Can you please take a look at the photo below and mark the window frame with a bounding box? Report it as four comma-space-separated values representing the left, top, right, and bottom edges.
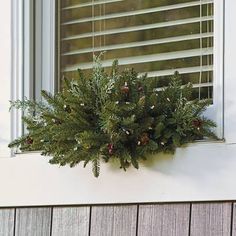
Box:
12, 0, 224, 143
2, 0, 236, 207
211, 0, 224, 138
11, 0, 58, 146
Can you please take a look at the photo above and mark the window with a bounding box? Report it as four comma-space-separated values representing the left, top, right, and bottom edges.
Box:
58, 0, 223, 138
8, 0, 223, 146
10, 0, 57, 145
60, 0, 213, 100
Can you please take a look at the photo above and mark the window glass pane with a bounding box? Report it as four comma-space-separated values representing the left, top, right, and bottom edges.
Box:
59, 0, 214, 99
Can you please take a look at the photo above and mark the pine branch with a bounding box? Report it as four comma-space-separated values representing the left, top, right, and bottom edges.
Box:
8, 135, 28, 148
92, 158, 100, 178
8, 56, 217, 177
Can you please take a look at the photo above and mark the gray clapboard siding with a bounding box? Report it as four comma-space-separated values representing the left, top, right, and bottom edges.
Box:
231, 203, 236, 236
1, 202, 236, 235
15, 207, 52, 236
0, 208, 15, 236
90, 205, 137, 236
190, 203, 232, 236
51, 206, 90, 236
138, 204, 190, 236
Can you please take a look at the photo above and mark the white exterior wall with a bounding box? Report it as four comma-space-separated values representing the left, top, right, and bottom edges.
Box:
1, 0, 236, 207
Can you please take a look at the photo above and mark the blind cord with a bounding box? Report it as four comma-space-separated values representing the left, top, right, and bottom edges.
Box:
210, 3, 213, 98
92, 0, 95, 58
99, 3, 102, 49
103, 2, 106, 60
198, 0, 203, 100
207, 3, 210, 98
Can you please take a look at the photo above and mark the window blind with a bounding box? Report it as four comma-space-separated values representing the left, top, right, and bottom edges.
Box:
59, 0, 214, 99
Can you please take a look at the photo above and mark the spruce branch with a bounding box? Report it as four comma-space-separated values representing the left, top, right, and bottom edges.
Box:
8, 55, 217, 177
92, 158, 100, 178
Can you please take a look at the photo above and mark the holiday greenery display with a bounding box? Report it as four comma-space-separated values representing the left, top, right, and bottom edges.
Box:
8, 56, 217, 177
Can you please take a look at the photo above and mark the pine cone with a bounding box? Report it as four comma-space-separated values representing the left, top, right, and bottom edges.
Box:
121, 82, 129, 94
140, 133, 150, 145
107, 143, 114, 155
192, 119, 203, 128
26, 136, 33, 145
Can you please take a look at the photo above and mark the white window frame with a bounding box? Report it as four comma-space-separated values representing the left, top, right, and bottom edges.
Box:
11, 0, 224, 141
11, 0, 57, 143
2, 0, 236, 207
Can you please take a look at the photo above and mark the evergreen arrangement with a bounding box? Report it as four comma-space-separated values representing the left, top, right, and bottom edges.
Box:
9, 56, 217, 177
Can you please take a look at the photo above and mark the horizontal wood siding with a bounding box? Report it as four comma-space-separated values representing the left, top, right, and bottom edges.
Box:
0, 202, 235, 236
90, 205, 137, 236
0, 208, 14, 236
15, 208, 52, 236
190, 203, 232, 236
138, 204, 190, 236
51, 206, 90, 236
232, 203, 236, 236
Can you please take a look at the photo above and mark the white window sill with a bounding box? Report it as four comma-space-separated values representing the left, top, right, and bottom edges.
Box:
1, 141, 236, 207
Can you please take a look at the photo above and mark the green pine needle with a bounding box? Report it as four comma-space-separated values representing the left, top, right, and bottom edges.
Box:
8, 56, 218, 177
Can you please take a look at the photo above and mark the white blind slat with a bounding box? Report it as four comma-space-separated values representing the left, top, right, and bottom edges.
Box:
62, 0, 213, 25
142, 65, 213, 78
63, 48, 213, 72
62, 0, 124, 11
154, 82, 213, 92
62, 32, 213, 56
62, 16, 213, 41
60, 0, 214, 99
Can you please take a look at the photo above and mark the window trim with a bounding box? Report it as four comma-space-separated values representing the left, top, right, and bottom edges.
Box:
211, 0, 224, 139
224, 0, 236, 143
11, 0, 224, 144
11, 0, 57, 149
11, 0, 24, 155
13, 0, 224, 141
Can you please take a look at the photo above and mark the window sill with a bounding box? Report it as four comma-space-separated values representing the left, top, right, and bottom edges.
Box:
0, 141, 236, 207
